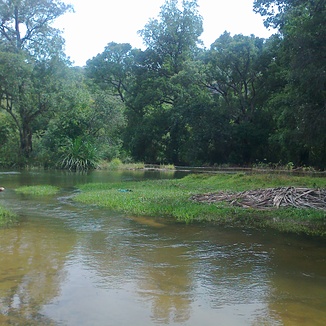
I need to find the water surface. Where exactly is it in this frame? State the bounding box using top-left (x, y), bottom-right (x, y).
top-left (0, 170), bottom-right (325, 325)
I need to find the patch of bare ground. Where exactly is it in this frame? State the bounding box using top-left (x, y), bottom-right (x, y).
top-left (191, 187), bottom-right (326, 210)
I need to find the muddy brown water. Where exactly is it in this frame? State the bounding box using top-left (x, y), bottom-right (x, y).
top-left (0, 170), bottom-right (325, 325)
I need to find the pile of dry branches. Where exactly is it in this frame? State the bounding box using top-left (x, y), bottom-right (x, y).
top-left (191, 187), bottom-right (326, 210)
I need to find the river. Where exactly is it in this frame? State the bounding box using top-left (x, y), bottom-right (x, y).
top-left (0, 170), bottom-right (325, 325)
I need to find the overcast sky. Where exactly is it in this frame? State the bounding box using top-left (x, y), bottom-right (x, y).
top-left (55, 0), bottom-right (275, 66)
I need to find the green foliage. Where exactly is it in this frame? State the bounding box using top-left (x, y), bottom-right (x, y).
top-left (0, 112), bottom-right (20, 167)
top-left (139, 0), bottom-right (203, 73)
top-left (0, 0), bottom-right (325, 170)
top-left (0, 0), bottom-right (72, 164)
top-left (32, 67), bottom-right (126, 167)
top-left (58, 136), bottom-right (100, 171)
top-left (254, 0), bottom-right (326, 169)
top-left (106, 158), bottom-right (123, 170)
top-left (120, 0), bottom-right (205, 164)
top-left (0, 0), bottom-right (72, 56)
top-left (86, 42), bottom-right (134, 102)
top-left (204, 32), bottom-right (274, 164)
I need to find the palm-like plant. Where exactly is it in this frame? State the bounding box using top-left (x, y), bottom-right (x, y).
top-left (59, 136), bottom-right (99, 171)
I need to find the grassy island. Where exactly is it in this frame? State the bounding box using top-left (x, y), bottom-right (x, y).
top-left (74, 173), bottom-right (326, 236)
top-left (15, 185), bottom-right (60, 196)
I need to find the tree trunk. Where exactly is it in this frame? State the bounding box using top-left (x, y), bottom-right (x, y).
top-left (20, 123), bottom-right (33, 158)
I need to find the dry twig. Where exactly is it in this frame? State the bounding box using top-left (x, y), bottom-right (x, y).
top-left (191, 187), bottom-right (326, 210)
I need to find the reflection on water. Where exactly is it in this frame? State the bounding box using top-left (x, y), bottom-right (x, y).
top-left (0, 170), bottom-right (325, 325)
top-left (0, 218), bottom-right (76, 325)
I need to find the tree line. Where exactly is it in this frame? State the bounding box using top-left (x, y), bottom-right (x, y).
top-left (0, 0), bottom-right (325, 170)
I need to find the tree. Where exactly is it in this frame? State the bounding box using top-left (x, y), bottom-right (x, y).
top-left (0, 0), bottom-right (72, 57)
top-left (204, 32), bottom-right (273, 164)
top-left (0, 111), bottom-right (19, 166)
top-left (254, 0), bottom-right (326, 167)
top-left (139, 0), bottom-right (203, 75)
top-left (38, 67), bottom-right (126, 167)
top-left (86, 42), bottom-right (135, 103)
top-left (0, 0), bottom-right (72, 162)
top-left (123, 0), bottom-right (204, 164)
top-left (0, 50), bottom-right (69, 160)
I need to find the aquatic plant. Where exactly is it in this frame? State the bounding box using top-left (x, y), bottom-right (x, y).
top-left (15, 185), bottom-right (60, 196)
top-left (0, 205), bottom-right (18, 227)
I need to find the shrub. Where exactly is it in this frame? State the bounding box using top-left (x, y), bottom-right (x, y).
top-left (107, 158), bottom-right (122, 170)
top-left (58, 136), bottom-right (100, 171)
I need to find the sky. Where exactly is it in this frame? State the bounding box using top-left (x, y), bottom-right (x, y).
top-left (54, 0), bottom-right (275, 66)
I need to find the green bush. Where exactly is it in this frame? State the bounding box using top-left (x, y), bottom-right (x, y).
top-left (107, 158), bottom-right (122, 170)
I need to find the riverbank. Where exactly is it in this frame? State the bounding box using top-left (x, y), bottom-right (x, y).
top-left (74, 173), bottom-right (326, 236)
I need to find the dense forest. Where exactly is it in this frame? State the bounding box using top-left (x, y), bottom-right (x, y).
top-left (0, 0), bottom-right (325, 169)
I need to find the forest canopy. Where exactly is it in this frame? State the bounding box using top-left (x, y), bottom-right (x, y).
top-left (0, 0), bottom-right (325, 169)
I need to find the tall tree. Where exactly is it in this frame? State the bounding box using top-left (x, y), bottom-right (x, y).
top-left (0, 0), bottom-right (72, 161)
top-left (0, 0), bottom-right (72, 56)
top-left (139, 0), bottom-right (203, 75)
top-left (124, 0), bottom-right (204, 163)
top-left (0, 52), bottom-right (67, 160)
top-left (204, 32), bottom-right (273, 163)
top-left (254, 0), bottom-right (326, 167)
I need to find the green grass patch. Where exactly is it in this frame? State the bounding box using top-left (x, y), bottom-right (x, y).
top-left (74, 173), bottom-right (326, 236)
top-left (98, 159), bottom-right (146, 170)
top-left (181, 172), bottom-right (326, 191)
top-left (15, 185), bottom-right (60, 196)
top-left (0, 205), bottom-right (19, 228)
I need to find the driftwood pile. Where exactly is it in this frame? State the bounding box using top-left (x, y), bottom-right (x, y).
top-left (191, 187), bottom-right (326, 210)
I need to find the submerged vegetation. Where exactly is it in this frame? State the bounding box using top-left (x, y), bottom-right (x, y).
top-left (0, 205), bottom-right (18, 227)
top-left (74, 173), bottom-right (326, 236)
top-left (0, 185), bottom-right (60, 227)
